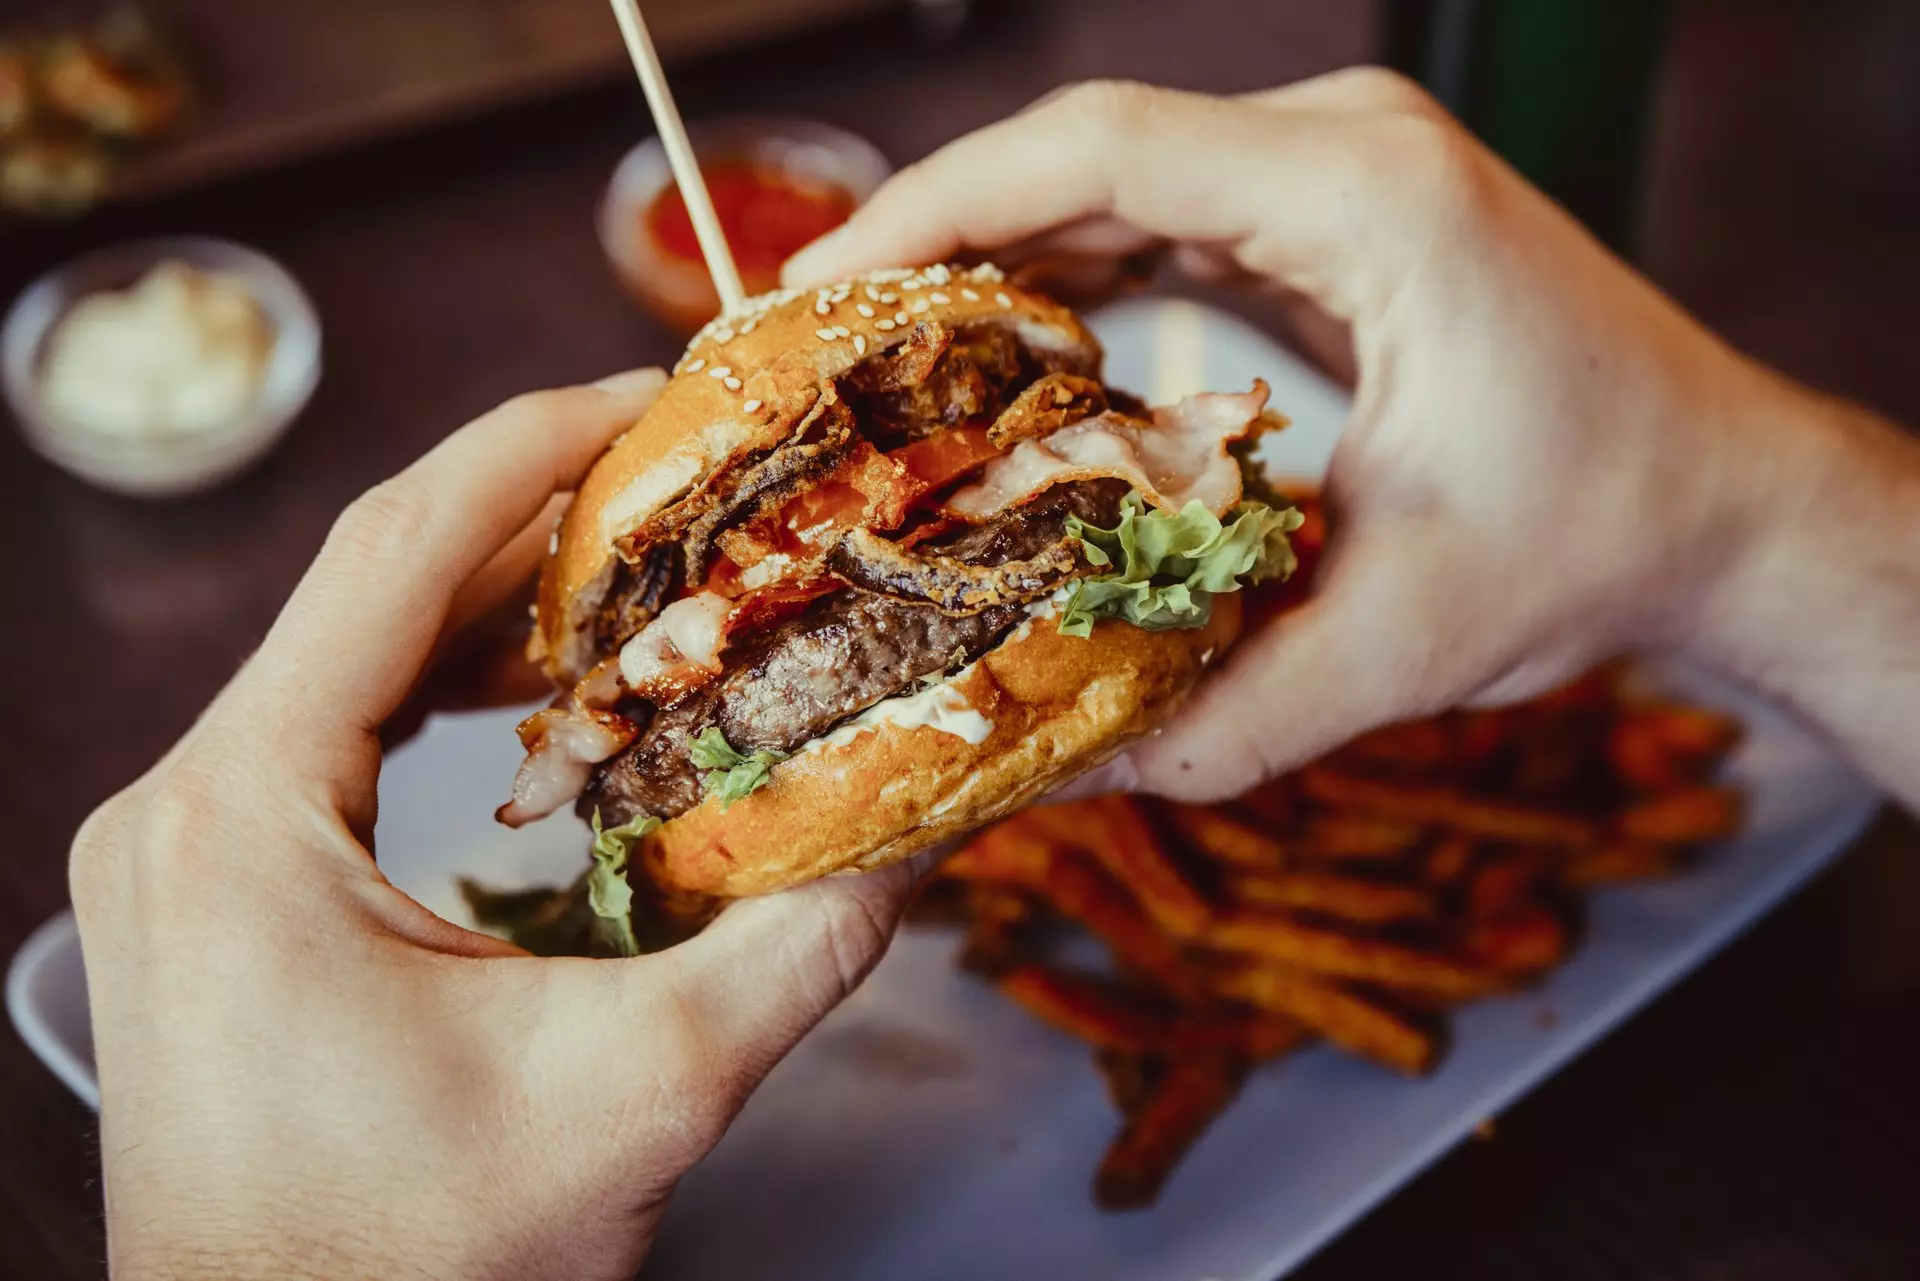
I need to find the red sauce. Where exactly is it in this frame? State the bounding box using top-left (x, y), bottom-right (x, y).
top-left (645, 160), bottom-right (857, 285)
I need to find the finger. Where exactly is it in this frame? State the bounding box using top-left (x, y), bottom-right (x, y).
top-left (443, 491), bottom-right (569, 642)
top-left (1042, 755), bottom-right (1142, 804)
top-left (227, 371), bottom-right (664, 783)
top-left (650, 861), bottom-right (918, 1079)
top-left (1237, 65), bottom-right (1448, 120)
top-left (783, 81), bottom-right (1428, 321)
top-left (1128, 528), bottom-right (1497, 801)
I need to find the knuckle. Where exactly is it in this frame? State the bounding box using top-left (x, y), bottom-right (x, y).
top-left (1377, 113), bottom-right (1493, 223)
top-left (1340, 65), bottom-right (1448, 121)
top-left (327, 476), bottom-right (438, 564)
top-left (809, 882), bottom-right (897, 1005)
top-left (67, 789), bottom-right (142, 915)
top-left (1058, 78), bottom-right (1163, 137)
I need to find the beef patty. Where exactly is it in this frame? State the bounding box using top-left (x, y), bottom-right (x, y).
top-left (583, 479), bottom-right (1128, 825)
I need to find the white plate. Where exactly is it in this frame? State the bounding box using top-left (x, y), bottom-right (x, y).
top-left (8, 300), bottom-right (1881, 1281)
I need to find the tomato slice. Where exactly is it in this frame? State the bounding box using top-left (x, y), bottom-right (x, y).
top-left (723, 578), bottom-right (839, 637)
top-left (891, 425), bottom-right (1001, 491)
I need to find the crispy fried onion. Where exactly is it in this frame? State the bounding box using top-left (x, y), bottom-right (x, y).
top-left (674, 388), bottom-right (858, 583)
top-left (987, 372), bottom-right (1109, 448)
top-left (825, 524), bottom-right (1086, 614)
top-left (497, 704), bottom-right (638, 828)
top-left (851, 319), bottom-right (952, 392)
top-left (944, 381), bottom-right (1270, 521)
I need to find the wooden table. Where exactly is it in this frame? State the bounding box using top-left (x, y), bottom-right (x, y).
top-left (3, 1), bottom-right (1917, 1276)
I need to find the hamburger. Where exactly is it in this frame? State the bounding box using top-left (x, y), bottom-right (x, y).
top-left (496, 264), bottom-right (1302, 954)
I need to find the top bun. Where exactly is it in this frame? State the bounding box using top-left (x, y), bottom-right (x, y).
top-left (535, 264), bottom-right (1101, 680)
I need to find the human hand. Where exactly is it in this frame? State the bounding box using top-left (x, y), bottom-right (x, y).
top-left (70, 372), bottom-right (918, 1280)
top-left (788, 72), bottom-right (1920, 804)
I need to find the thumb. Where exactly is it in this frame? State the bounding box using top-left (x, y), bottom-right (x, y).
top-left (1128, 531), bottom-right (1487, 802)
top-left (629, 855), bottom-right (931, 1105)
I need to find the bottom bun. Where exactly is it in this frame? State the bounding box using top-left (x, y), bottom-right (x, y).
top-left (643, 594), bottom-right (1243, 897)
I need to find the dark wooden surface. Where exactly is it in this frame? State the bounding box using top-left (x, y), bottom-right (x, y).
top-left (2, 1), bottom-right (1917, 1277)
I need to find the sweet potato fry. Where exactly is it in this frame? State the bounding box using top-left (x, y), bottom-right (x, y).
top-left (1094, 1048), bottom-right (1162, 1119)
top-left (943, 818), bottom-right (1058, 891)
top-left (958, 886), bottom-right (1041, 976)
top-left (1212, 964), bottom-right (1439, 1074)
top-left (1334, 718), bottom-right (1455, 772)
top-left (1095, 1051), bottom-right (1244, 1211)
top-left (1421, 834), bottom-right (1478, 887)
top-left (1205, 910), bottom-right (1499, 1001)
top-left (1609, 702), bottom-right (1743, 790)
top-left (1464, 852), bottom-right (1550, 926)
top-left (1234, 778), bottom-right (1300, 829)
top-left (1302, 812), bottom-right (1428, 861)
top-left (1460, 903), bottom-right (1570, 976)
top-left (1300, 766), bottom-right (1602, 846)
top-left (1168, 1010), bottom-right (1309, 1063)
top-left (1080, 795), bottom-right (1214, 939)
top-left (1159, 802), bottom-right (1289, 870)
top-left (1616, 784), bottom-right (1743, 844)
top-left (1560, 841), bottom-right (1684, 888)
top-left (996, 966), bottom-right (1171, 1051)
top-left (1044, 852), bottom-right (1201, 1000)
top-left (1227, 871), bottom-right (1437, 926)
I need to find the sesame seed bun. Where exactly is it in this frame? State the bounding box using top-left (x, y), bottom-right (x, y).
top-left (534, 265), bottom-right (1100, 680)
top-left (644, 595), bottom-right (1241, 897)
top-left (530, 264), bottom-right (1249, 898)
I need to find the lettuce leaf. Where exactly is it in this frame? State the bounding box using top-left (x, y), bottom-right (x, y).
top-left (1060, 493), bottom-right (1303, 638)
top-left (587, 809), bottom-right (661, 958)
top-left (689, 727), bottom-right (789, 809)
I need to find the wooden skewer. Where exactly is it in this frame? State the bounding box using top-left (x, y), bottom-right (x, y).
top-left (606, 0), bottom-right (745, 313)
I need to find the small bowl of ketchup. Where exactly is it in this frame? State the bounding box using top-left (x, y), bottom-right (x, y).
top-left (599, 116), bottom-right (891, 335)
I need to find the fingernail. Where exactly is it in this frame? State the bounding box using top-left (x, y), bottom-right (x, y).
top-left (594, 367), bottom-right (666, 396)
top-left (782, 225), bottom-right (854, 287)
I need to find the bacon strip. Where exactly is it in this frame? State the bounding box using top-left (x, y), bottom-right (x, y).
top-left (496, 706), bottom-right (638, 828)
top-left (944, 381), bottom-right (1271, 521)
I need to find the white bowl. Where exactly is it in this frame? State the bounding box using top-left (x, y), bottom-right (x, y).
top-left (2, 236), bottom-right (322, 498)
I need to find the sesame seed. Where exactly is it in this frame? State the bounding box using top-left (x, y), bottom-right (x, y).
top-left (854, 334), bottom-right (868, 355)
top-left (724, 376), bottom-right (743, 391)
top-left (743, 399), bottom-right (763, 412)
top-left (961, 288), bottom-right (980, 302)
top-left (833, 325), bottom-right (851, 338)
top-left (815, 327), bottom-right (838, 341)
top-left (865, 285), bottom-right (882, 301)
top-left (997, 292), bottom-right (1013, 308)
top-left (931, 292), bottom-right (951, 305)
top-left (876, 319), bottom-right (897, 331)
top-left (895, 310), bottom-right (910, 325)
top-left (816, 300), bottom-right (831, 315)
top-left (972, 263), bottom-right (1006, 282)
top-left (686, 358), bottom-right (706, 373)
top-left (547, 530), bottom-right (560, 555)
top-left (927, 263), bottom-right (952, 284)
top-left (900, 278), bottom-right (921, 291)
top-left (879, 292), bottom-right (898, 304)
top-left (856, 303), bottom-right (875, 318)
top-left (714, 327), bottom-right (735, 343)
top-left (911, 298), bottom-right (931, 314)
top-left (740, 319), bottom-right (756, 333)
top-left (709, 366), bottom-right (733, 378)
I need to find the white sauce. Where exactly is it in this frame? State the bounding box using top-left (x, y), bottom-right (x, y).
top-left (805, 679), bottom-right (993, 754)
top-left (40, 261), bottom-right (273, 439)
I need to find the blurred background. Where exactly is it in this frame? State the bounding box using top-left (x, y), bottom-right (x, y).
top-left (2, 1), bottom-right (1918, 1278)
